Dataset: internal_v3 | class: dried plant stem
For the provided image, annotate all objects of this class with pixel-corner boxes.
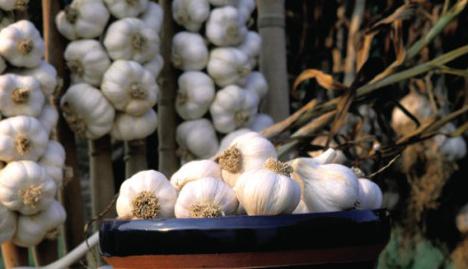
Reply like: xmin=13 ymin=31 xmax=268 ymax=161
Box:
xmin=344 ymin=0 xmax=366 ymax=85
xmin=124 ymin=140 xmax=148 ymax=178
xmin=158 ymin=0 xmax=179 ymax=177
xmin=1 ymin=242 xmax=29 ymax=268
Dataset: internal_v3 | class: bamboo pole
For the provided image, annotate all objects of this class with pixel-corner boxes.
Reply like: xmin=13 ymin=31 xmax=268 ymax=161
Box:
xmin=158 ymin=0 xmax=179 ymax=176
xmin=257 ymin=0 xmax=290 ymax=121
xmin=42 ymin=0 xmax=86 ymax=257
xmin=1 ymin=242 xmax=29 ymax=269
xmin=124 ymin=140 xmax=148 ymax=178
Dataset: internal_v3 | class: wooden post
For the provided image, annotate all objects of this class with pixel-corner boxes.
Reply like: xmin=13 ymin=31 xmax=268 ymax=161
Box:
xmin=158 ymin=0 xmax=179 ymax=177
xmin=1 ymin=242 xmax=29 ymax=269
xmin=257 ymin=0 xmax=290 ymax=121
xmin=42 ymin=0 xmax=86 ymax=257
xmin=124 ymin=140 xmax=148 ymax=178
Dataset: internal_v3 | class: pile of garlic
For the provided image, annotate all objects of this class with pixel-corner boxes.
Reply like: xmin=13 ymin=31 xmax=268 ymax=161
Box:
xmin=55 ymin=0 xmax=163 ymax=142
xmin=0 ymin=10 xmax=66 ymax=247
xmin=171 ymin=0 xmax=275 ymax=163
xmin=116 ymin=131 xmax=383 ymax=220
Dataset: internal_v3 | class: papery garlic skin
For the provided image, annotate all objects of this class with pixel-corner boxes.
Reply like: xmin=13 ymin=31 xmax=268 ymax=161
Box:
xmin=391 ymin=92 xmax=432 ymax=134
xmin=13 ymin=200 xmax=66 ymax=247
xmin=175 ymin=177 xmax=238 ymax=218
xmin=217 ymin=132 xmax=277 ymax=187
xmin=237 ymin=0 xmax=255 ymax=23
xmin=249 ymin=113 xmax=274 ymax=132
xmin=210 ymin=85 xmax=259 ymax=133
xmin=38 ymin=140 xmax=66 ymax=186
xmin=218 ymin=128 xmax=253 ymax=153
xmin=144 ymin=54 xmax=164 ymax=78
xmin=206 ymin=6 xmax=247 ymax=46
xmin=237 ymin=31 xmax=261 ymax=66
xmin=16 ymin=61 xmax=58 ymax=96
xmin=293 ymin=199 xmax=309 ymax=214
xmin=356 ymin=178 xmax=382 ymax=210
xmin=170 ymin=160 xmax=222 ymax=191
xmin=176 ymin=119 xmax=219 ymax=162
xmin=0 ymin=74 xmax=45 ymax=117
xmin=103 ymin=0 xmax=148 ymax=19
xmin=432 ymin=123 xmax=467 ymax=162
xmin=207 ymin=48 xmax=251 ymax=87
xmin=111 ymin=109 xmax=157 ymax=141
xmin=172 ymin=32 xmax=209 ymax=71
xmin=140 ymin=2 xmax=163 ymax=33
xmin=0 ymin=204 xmax=16 ymax=244
xmin=172 ymin=0 xmax=210 ymax=32
xmin=243 ymin=71 xmax=268 ymax=99
xmin=234 ymin=159 xmax=301 ymax=216
xmin=116 ymin=170 xmax=177 ymax=219
xmin=289 ymin=158 xmax=359 ymax=212
xmin=176 ymin=71 xmax=215 ymax=120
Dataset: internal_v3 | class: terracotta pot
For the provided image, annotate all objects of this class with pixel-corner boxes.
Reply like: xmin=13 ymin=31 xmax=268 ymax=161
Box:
xmin=100 ymin=209 xmax=390 ymax=268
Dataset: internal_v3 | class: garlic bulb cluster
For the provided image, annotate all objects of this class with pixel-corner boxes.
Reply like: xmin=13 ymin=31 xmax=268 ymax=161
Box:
xmin=57 ymin=0 xmax=163 ymax=142
xmin=172 ymin=0 xmax=274 ymax=164
xmin=0 ymin=11 xmax=67 ymax=247
xmin=176 ymin=119 xmax=219 ymax=163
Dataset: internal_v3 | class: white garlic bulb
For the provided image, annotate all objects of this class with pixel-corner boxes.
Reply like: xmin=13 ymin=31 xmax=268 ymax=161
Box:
xmin=104 ymin=18 xmax=159 ymax=63
xmin=13 ymin=200 xmax=66 ymax=247
xmin=116 ymin=170 xmax=177 ymax=219
xmin=144 ymin=54 xmax=164 ymax=78
xmin=111 ymin=109 xmax=157 ymax=141
xmin=207 ymin=48 xmax=251 ymax=87
xmin=433 ymin=123 xmax=467 ymax=162
xmin=391 ymin=92 xmax=432 ymax=134
xmin=0 ymin=204 xmax=16 ymax=244
xmin=218 ymin=128 xmax=253 ymax=153
xmin=308 ymin=139 xmax=348 ymax=165
xmin=206 ymin=6 xmax=247 ymax=46
xmin=243 ymin=71 xmax=268 ymax=99
xmin=210 ymin=85 xmax=259 ymax=133
xmin=170 ymin=160 xmax=222 ymax=191
xmin=139 ymin=2 xmax=163 ymax=33
xmin=172 ymin=0 xmax=210 ymax=32
xmin=356 ymin=178 xmax=382 ymax=210
xmin=38 ymin=105 xmax=58 ymax=136
xmin=176 ymin=119 xmax=219 ymax=162
xmin=16 ymin=61 xmax=58 ymax=96
xmin=64 ymin=39 xmax=111 ymax=87
xmin=249 ymin=113 xmax=274 ymax=132
xmin=237 ymin=0 xmax=255 ymax=23
xmin=216 ymin=132 xmax=277 ymax=187
xmin=235 ymin=158 xmax=301 ymax=215
xmin=175 ymin=177 xmax=238 ymax=218
xmin=289 ymin=158 xmax=359 ymax=212
xmin=175 ymin=71 xmax=215 ymax=120
xmin=38 ymin=140 xmax=65 ymax=186
xmin=172 ymin=32 xmax=208 ymax=71
xmin=293 ymin=200 xmax=309 ymax=214
xmin=0 ymin=74 xmax=45 ymax=117
xmin=237 ymin=31 xmax=261 ymax=66
xmin=103 ymin=0 xmax=148 ymax=19
xmin=0 ymin=0 xmax=29 ymax=11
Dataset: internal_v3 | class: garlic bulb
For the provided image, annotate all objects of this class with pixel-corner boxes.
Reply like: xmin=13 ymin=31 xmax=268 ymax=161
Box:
xmin=172 ymin=0 xmax=209 ymax=32
xmin=111 ymin=109 xmax=157 ymax=141
xmin=0 ymin=116 xmax=48 ymax=162
xmin=176 ymin=119 xmax=219 ymax=162
xmin=16 ymin=61 xmax=58 ymax=96
xmin=206 ymin=6 xmax=247 ymax=46
xmin=235 ymin=158 xmax=301 ymax=215
xmin=175 ymin=71 xmax=215 ymax=120
xmin=55 ymin=0 xmax=110 ymax=41
xmin=0 ymin=204 xmax=16 ymax=244
xmin=237 ymin=31 xmax=261 ymax=66
xmin=64 ymin=39 xmax=111 ymax=87
xmin=170 ymin=160 xmax=222 ymax=191
xmin=140 ymin=2 xmax=163 ymax=33
xmin=433 ymin=123 xmax=467 ymax=161
xmin=208 ymin=0 xmax=238 ymax=6
xmin=104 ymin=18 xmax=159 ymax=63
xmin=0 ymin=161 xmax=56 ymax=215
xmin=101 ymin=60 xmax=158 ymax=116
xmin=289 ymin=158 xmax=359 ymax=212
xmin=13 ymin=200 xmax=66 ymax=247
xmin=356 ymin=178 xmax=382 ymax=210
xmin=210 ymin=85 xmax=259 ymax=133
xmin=293 ymin=200 xmax=309 ymax=214
xmin=0 ymin=0 xmax=29 ymax=11
xmin=38 ymin=140 xmax=65 ymax=186
xmin=104 ymin=0 xmax=148 ymax=18
xmin=172 ymin=32 xmax=208 ymax=71
xmin=243 ymin=71 xmax=268 ymax=99
xmin=144 ymin=54 xmax=164 ymax=78
xmin=391 ymin=92 xmax=432 ymax=134
xmin=116 ymin=170 xmax=177 ymax=219
xmin=175 ymin=177 xmax=238 ymax=218
xmin=218 ymin=128 xmax=253 ymax=153
xmin=216 ymin=132 xmax=276 ymax=187
xmin=38 ymin=105 xmax=58 ymax=136
xmin=207 ymin=48 xmax=251 ymax=87
xmin=237 ymin=0 xmax=255 ymax=23
xmin=0 ymin=20 xmax=44 ymax=68
xmin=0 ymin=74 xmax=45 ymax=117
xmin=60 ymin=83 xmax=115 ymax=140
xmin=249 ymin=113 xmax=274 ymax=132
